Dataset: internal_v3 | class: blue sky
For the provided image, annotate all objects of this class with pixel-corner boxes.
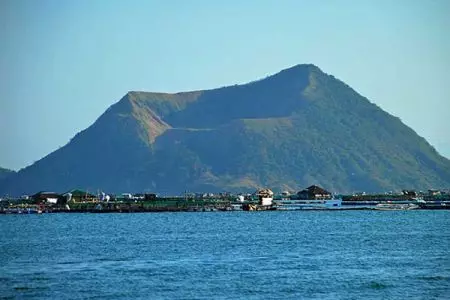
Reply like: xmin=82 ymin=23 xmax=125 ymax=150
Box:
xmin=1 ymin=0 xmax=449 ymax=170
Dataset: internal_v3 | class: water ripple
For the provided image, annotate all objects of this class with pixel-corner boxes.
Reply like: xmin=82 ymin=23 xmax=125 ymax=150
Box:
xmin=0 ymin=210 xmax=449 ymax=299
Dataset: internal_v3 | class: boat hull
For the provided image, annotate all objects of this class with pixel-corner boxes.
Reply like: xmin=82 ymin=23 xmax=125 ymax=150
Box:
xmin=273 ymin=199 xmax=342 ymax=210
xmin=374 ymin=203 xmax=419 ymax=210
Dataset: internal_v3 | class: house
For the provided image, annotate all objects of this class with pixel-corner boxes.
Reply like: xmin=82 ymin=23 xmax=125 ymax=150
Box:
xmin=257 ymin=188 xmax=274 ymax=206
xmin=144 ymin=193 xmax=157 ymax=201
xmin=63 ymin=189 xmax=96 ymax=202
xmin=297 ymin=185 xmax=332 ymax=200
xmin=428 ymin=189 xmax=441 ymax=196
xmin=402 ymin=190 xmax=417 ymax=197
xmin=31 ymin=191 xmax=61 ymax=204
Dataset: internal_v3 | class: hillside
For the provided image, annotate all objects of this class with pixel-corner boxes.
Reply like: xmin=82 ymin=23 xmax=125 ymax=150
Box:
xmin=0 ymin=167 xmax=15 ymax=181
xmin=2 ymin=64 xmax=450 ymax=195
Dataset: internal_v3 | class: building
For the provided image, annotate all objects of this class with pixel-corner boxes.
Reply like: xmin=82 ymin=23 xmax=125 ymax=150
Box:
xmin=257 ymin=188 xmax=274 ymax=206
xmin=31 ymin=191 xmax=61 ymax=204
xmin=296 ymin=185 xmax=332 ymax=200
xmin=63 ymin=189 xmax=96 ymax=202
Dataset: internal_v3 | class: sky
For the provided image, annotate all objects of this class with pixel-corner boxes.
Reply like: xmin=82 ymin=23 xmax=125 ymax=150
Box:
xmin=1 ymin=0 xmax=449 ymax=170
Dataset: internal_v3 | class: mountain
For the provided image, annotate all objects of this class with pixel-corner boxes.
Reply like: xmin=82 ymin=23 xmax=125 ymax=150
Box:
xmin=2 ymin=64 xmax=450 ymax=196
xmin=0 ymin=167 xmax=15 ymax=181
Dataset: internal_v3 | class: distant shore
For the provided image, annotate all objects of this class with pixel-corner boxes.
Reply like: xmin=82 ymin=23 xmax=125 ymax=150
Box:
xmin=1 ymin=198 xmax=449 ymax=214
xmin=2 ymin=187 xmax=450 ymax=214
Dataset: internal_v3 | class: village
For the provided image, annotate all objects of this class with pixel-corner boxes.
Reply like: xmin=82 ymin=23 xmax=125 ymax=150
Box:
xmin=1 ymin=185 xmax=449 ymax=214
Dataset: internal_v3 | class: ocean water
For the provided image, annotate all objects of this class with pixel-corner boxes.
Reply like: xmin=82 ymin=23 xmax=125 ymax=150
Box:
xmin=1 ymin=211 xmax=449 ymax=299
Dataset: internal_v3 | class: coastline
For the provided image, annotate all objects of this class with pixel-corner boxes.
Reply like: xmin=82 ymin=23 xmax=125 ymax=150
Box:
xmin=1 ymin=200 xmax=448 ymax=214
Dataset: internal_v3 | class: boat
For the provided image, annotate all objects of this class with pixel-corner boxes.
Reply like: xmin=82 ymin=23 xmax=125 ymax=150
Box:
xmin=272 ymin=198 xmax=342 ymax=210
xmin=3 ymin=206 xmax=43 ymax=214
xmin=374 ymin=203 xmax=419 ymax=210
xmin=230 ymin=203 xmax=243 ymax=211
xmin=417 ymin=201 xmax=450 ymax=209
xmin=272 ymin=185 xmax=342 ymax=210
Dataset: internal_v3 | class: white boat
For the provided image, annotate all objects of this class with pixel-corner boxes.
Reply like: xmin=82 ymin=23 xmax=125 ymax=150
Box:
xmin=4 ymin=207 xmax=43 ymax=214
xmin=272 ymin=198 xmax=342 ymax=210
xmin=374 ymin=203 xmax=419 ymax=210
xmin=230 ymin=203 xmax=243 ymax=211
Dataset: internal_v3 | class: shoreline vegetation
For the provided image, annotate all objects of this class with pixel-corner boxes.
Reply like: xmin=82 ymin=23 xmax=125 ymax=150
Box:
xmin=1 ymin=185 xmax=449 ymax=214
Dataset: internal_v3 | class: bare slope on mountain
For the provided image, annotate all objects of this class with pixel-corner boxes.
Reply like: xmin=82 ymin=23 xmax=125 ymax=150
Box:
xmin=1 ymin=64 xmax=449 ymax=195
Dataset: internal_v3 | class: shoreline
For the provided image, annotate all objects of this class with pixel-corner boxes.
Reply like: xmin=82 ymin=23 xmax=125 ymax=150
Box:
xmin=1 ymin=204 xmax=448 ymax=214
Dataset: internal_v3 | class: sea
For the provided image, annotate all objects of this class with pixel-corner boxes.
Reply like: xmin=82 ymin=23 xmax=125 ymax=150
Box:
xmin=1 ymin=211 xmax=449 ymax=299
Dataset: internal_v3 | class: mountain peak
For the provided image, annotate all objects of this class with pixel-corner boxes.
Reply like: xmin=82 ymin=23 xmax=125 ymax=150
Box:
xmin=256 ymin=63 xmax=325 ymax=91
xmin=288 ymin=63 xmax=321 ymax=70
xmin=277 ymin=63 xmax=323 ymax=76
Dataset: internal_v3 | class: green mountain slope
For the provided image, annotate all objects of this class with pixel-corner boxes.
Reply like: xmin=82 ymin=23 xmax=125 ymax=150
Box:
xmin=2 ymin=64 xmax=449 ymax=195
xmin=0 ymin=167 xmax=15 ymax=181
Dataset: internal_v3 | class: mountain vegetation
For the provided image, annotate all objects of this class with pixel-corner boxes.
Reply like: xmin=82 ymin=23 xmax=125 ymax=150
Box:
xmin=1 ymin=64 xmax=449 ymax=196
xmin=0 ymin=167 xmax=14 ymax=181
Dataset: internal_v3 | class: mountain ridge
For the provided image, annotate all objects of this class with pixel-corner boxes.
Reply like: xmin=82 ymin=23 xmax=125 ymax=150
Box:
xmin=0 ymin=167 xmax=15 ymax=182
xmin=1 ymin=64 xmax=449 ymax=195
